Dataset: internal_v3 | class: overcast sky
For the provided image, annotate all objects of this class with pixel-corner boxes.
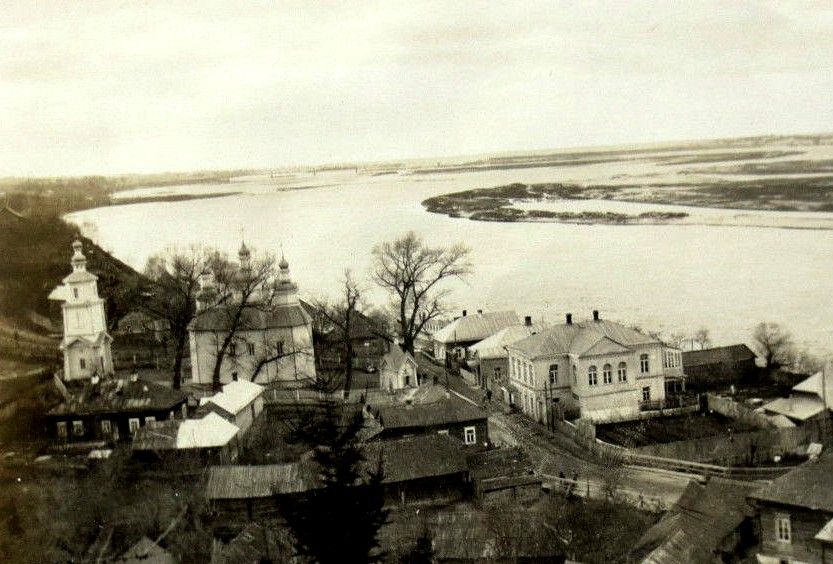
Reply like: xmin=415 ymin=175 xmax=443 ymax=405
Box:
xmin=2 ymin=1 xmax=833 ymax=177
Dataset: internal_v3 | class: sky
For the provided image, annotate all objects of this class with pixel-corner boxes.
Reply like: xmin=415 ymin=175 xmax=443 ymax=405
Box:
xmin=2 ymin=0 xmax=833 ymax=177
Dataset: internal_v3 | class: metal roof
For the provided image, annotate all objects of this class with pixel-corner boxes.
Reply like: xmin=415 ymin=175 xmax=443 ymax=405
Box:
xmin=762 ymin=395 xmax=826 ymax=422
xmin=469 ymin=324 xmax=545 ymax=360
xmin=189 ymin=302 xmax=311 ymax=331
xmin=793 ymin=371 xmax=833 ymax=408
xmin=508 ymin=319 xmax=659 ymax=359
xmin=432 ymin=311 xmax=519 ymax=344
xmin=203 ymin=379 xmax=264 ymax=416
xmin=132 ymin=412 xmax=239 ymax=451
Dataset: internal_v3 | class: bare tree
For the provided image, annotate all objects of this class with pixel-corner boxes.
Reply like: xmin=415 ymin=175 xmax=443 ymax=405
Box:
xmin=693 ymin=327 xmax=711 ymax=350
xmin=752 ymin=322 xmax=794 ymax=369
xmin=143 ymin=245 xmax=215 ymax=389
xmin=312 ymin=269 xmax=364 ymax=397
xmin=371 ymin=231 xmax=471 ymax=354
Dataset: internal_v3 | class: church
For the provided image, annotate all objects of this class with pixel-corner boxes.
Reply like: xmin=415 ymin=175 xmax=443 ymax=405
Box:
xmin=48 ymin=240 xmax=114 ymax=381
xmin=187 ymin=243 xmax=316 ymax=387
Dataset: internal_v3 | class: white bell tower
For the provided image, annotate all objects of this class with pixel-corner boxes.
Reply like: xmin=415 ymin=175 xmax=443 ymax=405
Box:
xmin=56 ymin=240 xmax=114 ymax=381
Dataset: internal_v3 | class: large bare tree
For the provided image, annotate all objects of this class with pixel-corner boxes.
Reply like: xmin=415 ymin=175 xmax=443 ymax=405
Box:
xmin=752 ymin=322 xmax=794 ymax=369
xmin=312 ymin=269 xmax=364 ymax=397
xmin=143 ymin=245 xmax=216 ymax=389
xmin=371 ymin=231 xmax=471 ymax=354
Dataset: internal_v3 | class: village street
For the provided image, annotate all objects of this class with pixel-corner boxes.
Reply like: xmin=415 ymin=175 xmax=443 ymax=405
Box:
xmin=416 ymin=354 xmax=693 ymax=509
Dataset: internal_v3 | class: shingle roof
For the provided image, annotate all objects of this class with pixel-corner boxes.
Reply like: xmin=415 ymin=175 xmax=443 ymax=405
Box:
xmin=47 ymin=377 xmax=187 ymax=417
xmin=132 ymin=412 xmax=239 ymax=451
xmin=378 ymin=394 xmax=486 ymax=430
xmin=363 ymin=434 xmax=468 ymax=483
xmin=509 ymin=319 xmax=659 ymax=359
xmin=637 ymin=478 xmax=758 ymax=563
xmin=749 ymin=455 xmax=833 ymax=511
xmin=206 ymin=462 xmax=322 ymax=500
xmin=189 ymin=302 xmax=311 ymax=331
xmin=682 ymin=344 xmax=756 ymax=367
xmin=433 ymin=311 xmax=519 ymax=344
xmin=469 ymin=324 xmax=545 ymax=360
xmin=203 ymin=380 xmax=264 ymax=416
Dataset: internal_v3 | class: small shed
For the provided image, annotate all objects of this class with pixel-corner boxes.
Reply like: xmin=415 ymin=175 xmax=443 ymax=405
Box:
xmin=379 ymin=345 xmax=419 ymax=392
xmin=200 ymin=379 xmax=264 ymax=434
xmin=132 ymin=412 xmax=240 ymax=464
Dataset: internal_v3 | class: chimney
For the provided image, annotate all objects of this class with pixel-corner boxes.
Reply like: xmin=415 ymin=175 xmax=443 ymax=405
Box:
xmin=566 ymin=313 xmax=572 ymax=325
xmin=477 ymin=309 xmax=483 ymax=315
xmin=524 ymin=316 xmax=532 ymax=327
xmin=593 ymin=310 xmax=600 ymax=322
xmin=462 ymin=310 xmax=467 ymax=317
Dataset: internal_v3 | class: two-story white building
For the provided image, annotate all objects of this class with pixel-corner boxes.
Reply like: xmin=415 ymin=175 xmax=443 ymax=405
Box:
xmin=506 ymin=311 xmax=684 ymax=424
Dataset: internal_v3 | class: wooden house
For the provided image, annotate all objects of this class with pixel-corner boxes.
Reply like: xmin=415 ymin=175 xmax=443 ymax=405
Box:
xmin=748 ymin=454 xmax=833 ymax=563
xmin=682 ymin=344 xmax=757 ymax=391
xmin=376 ymin=393 xmax=489 ymax=448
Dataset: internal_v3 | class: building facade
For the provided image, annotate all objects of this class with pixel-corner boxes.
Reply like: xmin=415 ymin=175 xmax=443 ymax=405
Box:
xmin=49 ymin=240 xmax=114 ymax=381
xmin=506 ymin=312 xmax=684 ymax=424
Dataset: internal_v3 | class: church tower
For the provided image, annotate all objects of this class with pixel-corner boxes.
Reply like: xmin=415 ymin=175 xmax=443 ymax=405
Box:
xmin=56 ymin=240 xmax=113 ymax=381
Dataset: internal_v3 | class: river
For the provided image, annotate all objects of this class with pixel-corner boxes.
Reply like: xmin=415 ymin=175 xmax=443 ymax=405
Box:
xmin=66 ymin=159 xmax=833 ymax=357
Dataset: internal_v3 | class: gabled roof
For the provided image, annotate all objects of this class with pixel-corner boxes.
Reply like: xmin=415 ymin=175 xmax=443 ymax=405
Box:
xmin=579 ymin=336 xmax=632 ymax=357
xmin=202 ymin=380 xmax=264 ymax=416
xmin=509 ymin=319 xmax=659 ymax=359
xmin=380 ymin=345 xmax=415 ymax=372
xmin=378 ymin=394 xmax=486 ymax=430
xmin=762 ymin=395 xmax=826 ymax=422
xmin=47 ymin=377 xmax=187 ymax=417
xmin=636 ymin=478 xmax=758 ymax=563
xmin=363 ymin=434 xmax=468 ymax=483
xmin=206 ymin=462 xmax=322 ymax=500
xmin=750 ymin=454 xmax=833 ymax=512
xmin=61 ymin=331 xmax=112 ymax=349
xmin=793 ymin=371 xmax=833 ymax=407
xmin=62 ymin=270 xmax=99 ymax=284
xmin=48 ymin=285 xmax=71 ymax=301
xmin=682 ymin=344 xmax=756 ymax=367
xmin=189 ymin=302 xmax=311 ymax=331
xmin=132 ymin=412 xmax=239 ymax=451
xmin=469 ymin=324 xmax=545 ymax=360
xmin=433 ymin=311 xmax=519 ymax=344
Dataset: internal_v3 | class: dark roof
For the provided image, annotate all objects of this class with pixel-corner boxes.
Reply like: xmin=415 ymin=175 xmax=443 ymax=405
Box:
xmin=749 ymin=455 xmax=833 ymax=512
xmin=363 ymin=434 xmax=468 ymax=483
xmin=682 ymin=344 xmax=757 ymax=367
xmin=212 ymin=522 xmax=298 ymax=564
xmin=189 ymin=302 xmax=310 ymax=331
xmin=299 ymin=299 xmax=387 ymax=341
xmin=47 ymin=377 xmax=186 ymax=417
xmin=206 ymin=462 xmax=322 ymax=500
xmin=378 ymin=395 xmax=487 ymax=430
xmin=636 ymin=478 xmax=758 ymax=563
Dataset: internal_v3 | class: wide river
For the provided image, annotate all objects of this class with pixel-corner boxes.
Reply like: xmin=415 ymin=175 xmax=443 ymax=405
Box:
xmin=67 ymin=164 xmax=833 ymax=357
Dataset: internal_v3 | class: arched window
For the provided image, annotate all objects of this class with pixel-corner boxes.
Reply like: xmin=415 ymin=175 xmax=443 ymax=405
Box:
xmin=548 ymin=364 xmax=558 ymax=385
xmin=588 ymin=365 xmax=598 ymax=386
xmin=640 ymin=354 xmax=649 ymax=373
xmin=618 ymin=362 xmax=627 ymax=382
xmin=602 ymin=364 xmax=612 ymax=384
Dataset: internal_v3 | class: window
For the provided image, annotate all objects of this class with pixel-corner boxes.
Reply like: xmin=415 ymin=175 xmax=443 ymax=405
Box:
xmin=247 ymin=342 xmax=256 ymax=355
xmin=275 ymin=341 xmax=284 ymax=356
xmin=618 ymin=362 xmax=627 ymax=382
xmin=464 ymin=426 xmax=476 ymax=445
xmin=588 ymin=366 xmax=598 ymax=386
xmin=603 ymin=364 xmax=612 ymax=384
xmin=73 ymin=288 xmax=79 ymax=299
xmin=529 ymin=364 xmax=535 ymax=385
xmin=56 ymin=421 xmax=67 ymax=439
xmin=642 ymin=386 xmax=651 ymax=402
xmin=775 ymin=514 xmax=791 ymax=543
xmin=572 ymin=365 xmax=577 ymax=385
xmin=128 ymin=418 xmax=141 ymax=434
xmin=494 ymin=366 xmax=502 ymax=381
xmin=228 ymin=343 xmax=237 ymax=357
xmin=79 ymin=358 xmax=86 ymax=370
xmin=404 ymin=375 xmax=410 ymax=386
xmin=549 ymin=364 xmax=558 ymax=385
xmin=101 ymin=420 xmax=111 ymax=436
xmin=640 ymin=354 xmax=650 ymax=373
xmin=145 ymin=416 xmax=156 ymax=427
xmin=72 ymin=420 xmax=84 ymax=437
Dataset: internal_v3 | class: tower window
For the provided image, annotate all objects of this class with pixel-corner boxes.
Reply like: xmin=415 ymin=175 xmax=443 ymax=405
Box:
xmin=73 ymin=288 xmax=79 ymax=299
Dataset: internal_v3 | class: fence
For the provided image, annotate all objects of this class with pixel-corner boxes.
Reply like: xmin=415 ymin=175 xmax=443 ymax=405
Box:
xmin=540 ymin=474 xmax=667 ymax=513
